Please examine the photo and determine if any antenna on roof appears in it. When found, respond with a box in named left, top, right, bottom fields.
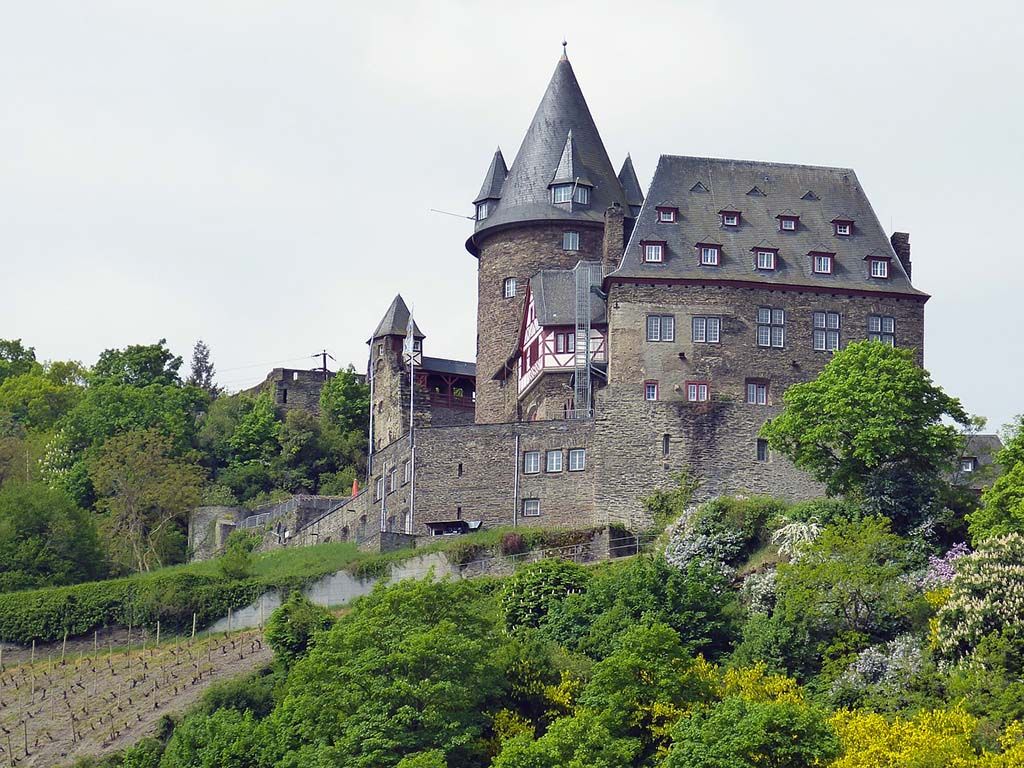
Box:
left=429, top=208, right=474, bottom=220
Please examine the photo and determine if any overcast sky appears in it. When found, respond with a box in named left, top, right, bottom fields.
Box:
left=1, top=1, right=1021, bottom=430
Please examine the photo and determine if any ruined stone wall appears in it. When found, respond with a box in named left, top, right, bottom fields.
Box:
left=241, top=368, right=334, bottom=415
left=475, top=222, right=605, bottom=424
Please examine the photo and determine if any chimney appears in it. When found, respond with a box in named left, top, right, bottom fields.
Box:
left=602, top=203, right=625, bottom=276
left=891, top=232, right=911, bottom=279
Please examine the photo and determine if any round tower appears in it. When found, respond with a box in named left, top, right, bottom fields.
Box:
left=466, top=52, right=637, bottom=424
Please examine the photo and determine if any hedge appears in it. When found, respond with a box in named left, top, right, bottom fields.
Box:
left=0, top=572, right=266, bottom=644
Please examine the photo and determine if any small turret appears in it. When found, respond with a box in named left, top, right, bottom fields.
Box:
left=618, top=155, right=644, bottom=217
left=473, top=148, right=507, bottom=222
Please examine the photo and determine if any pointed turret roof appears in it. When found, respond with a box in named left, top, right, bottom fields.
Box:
left=618, top=154, right=644, bottom=214
left=473, top=148, right=507, bottom=204
left=467, top=53, right=629, bottom=255
left=368, top=295, right=424, bottom=342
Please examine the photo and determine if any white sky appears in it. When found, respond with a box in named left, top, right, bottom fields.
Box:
left=1, top=1, right=1021, bottom=430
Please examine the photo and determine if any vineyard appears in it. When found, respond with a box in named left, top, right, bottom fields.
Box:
left=0, top=629, right=270, bottom=767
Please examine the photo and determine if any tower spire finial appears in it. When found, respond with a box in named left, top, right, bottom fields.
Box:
left=561, top=38, right=568, bottom=60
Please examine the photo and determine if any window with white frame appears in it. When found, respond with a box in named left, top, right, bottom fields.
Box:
left=700, top=245, right=720, bottom=265
left=545, top=449, right=563, bottom=473
left=573, top=186, right=590, bottom=204
left=388, top=467, right=397, bottom=493
left=780, top=217, right=798, bottom=231
left=375, top=476, right=384, bottom=500
left=813, top=311, right=841, bottom=351
left=503, top=277, right=517, bottom=298
left=813, top=253, right=834, bottom=274
left=756, top=250, right=777, bottom=270
left=835, top=221, right=851, bottom=236
left=568, top=448, right=586, bottom=471
left=746, top=380, right=769, bottom=405
left=870, top=259, right=889, bottom=278
left=563, top=231, right=580, bottom=251
left=523, top=450, right=540, bottom=474
left=644, top=381, right=659, bottom=401
left=686, top=381, right=710, bottom=402
left=476, top=201, right=489, bottom=220
left=961, top=457, right=977, bottom=473
left=757, top=307, right=785, bottom=348
left=552, top=184, right=573, bottom=203
left=868, top=315, right=895, bottom=345
left=403, top=460, right=411, bottom=485
left=522, top=499, right=541, bottom=517
left=555, top=331, right=576, bottom=354
left=658, top=208, right=677, bottom=223
left=646, top=315, right=675, bottom=342
left=721, top=212, right=739, bottom=227
left=692, top=316, right=721, bottom=343
left=643, top=243, right=664, bottom=263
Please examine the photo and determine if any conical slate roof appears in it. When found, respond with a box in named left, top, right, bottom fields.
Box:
left=368, top=295, right=425, bottom=342
left=467, top=54, right=629, bottom=255
left=473, top=148, right=507, bottom=204
left=618, top=154, right=644, bottom=215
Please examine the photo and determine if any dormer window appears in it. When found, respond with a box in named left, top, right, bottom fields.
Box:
left=811, top=252, right=834, bottom=274
left=642, top=241, right=665, bottom=263
left=573, top=185, right=590, bottom=204
left=476, top=201, right=490, bottom=220
left=719, top=210, right=740, bottom=227
left=551, top=184, right=572, bottom=203
left=698, top=244, right=720, bottom=266
left=867, top=257, right=890, bottom=278
left=657, top=207, right=678, bottom=223
left=961, top=457, right=978, bottom=473
left=778, top=214, right=799, bottom=232
left=754, top=248, right=778, bottom=270
left=832, top=218, right=854, bottom=236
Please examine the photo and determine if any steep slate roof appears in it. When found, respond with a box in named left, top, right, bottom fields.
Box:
left=473, top=148, right=507, bottom=204
left=618, top=155, right=644, bottom=215
left=467, top=54, right=629, bottom=254
left=421, top=356, right=476, bottom=378
left=531, top=261, right=607, bottom=326
left=368, top=295, right=425, bottom=341
left=612, top=155, right=926, bottom=297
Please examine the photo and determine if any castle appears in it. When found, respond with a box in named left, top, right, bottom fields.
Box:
left=307, top=50, right=928, bottom=543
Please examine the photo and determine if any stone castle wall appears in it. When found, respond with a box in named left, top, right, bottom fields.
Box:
left=474, top=222, right=606, bottom=424
left=241, top=368, right=334, bottom=415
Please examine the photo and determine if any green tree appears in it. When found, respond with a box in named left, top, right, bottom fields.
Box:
left=91, top=339, right=182, bottom=387
left=228, top=393, right=280, bottom=464
left=159, top=708, right=261, bottom=768
left=320, top=365, right=370, bottom=435
left=761, top=341, right=968, bottom=528
left=264, top=591, right=336, bottom=664
left=186, top=339, right=220, bottom=395
left=88, top=429, right=204, bottom=572
left=0, top=482, right=105, bottom=590
left=491, top=709, right=640, bottom=768
left=217, top=530, right=258, bottom=580
left=264, top=578, right=499, bottom=768
left=773, top=517, right=924, bottom=670
left=970, top=463, right=1024, bottom=541
left=0, top=372, right=80, bottom=430
left=0, top=339, right=39, bottom=385
left=543, top=555, right=736, bottom=659
left=662, top=696, right=840, bottom=768
left=500, top=559, right=591, bottom=633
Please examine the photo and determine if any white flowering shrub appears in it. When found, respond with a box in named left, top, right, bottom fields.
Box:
left=739, top=570, right=777, bottom=614
left=832, top=634, right=924, bottom=697
left=771, top=518, right=821, bottom=562
left=934, top=534, right=1024, bottom=660
left=664, top=530, right=745, bottom=579
left=38, top=427, right=75, bottom=488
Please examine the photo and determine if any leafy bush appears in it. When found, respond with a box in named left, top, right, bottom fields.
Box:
left=500, top=559, right=590, bottom=633
left=662, top=696, right=840, bottom=768
left=217, top=530, right=258, bottom=580
left=500, top=532, right=526, bottom=556
left=264, top=591, right=336, bottom=663
left=788, top=498, right=863, bottom=527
